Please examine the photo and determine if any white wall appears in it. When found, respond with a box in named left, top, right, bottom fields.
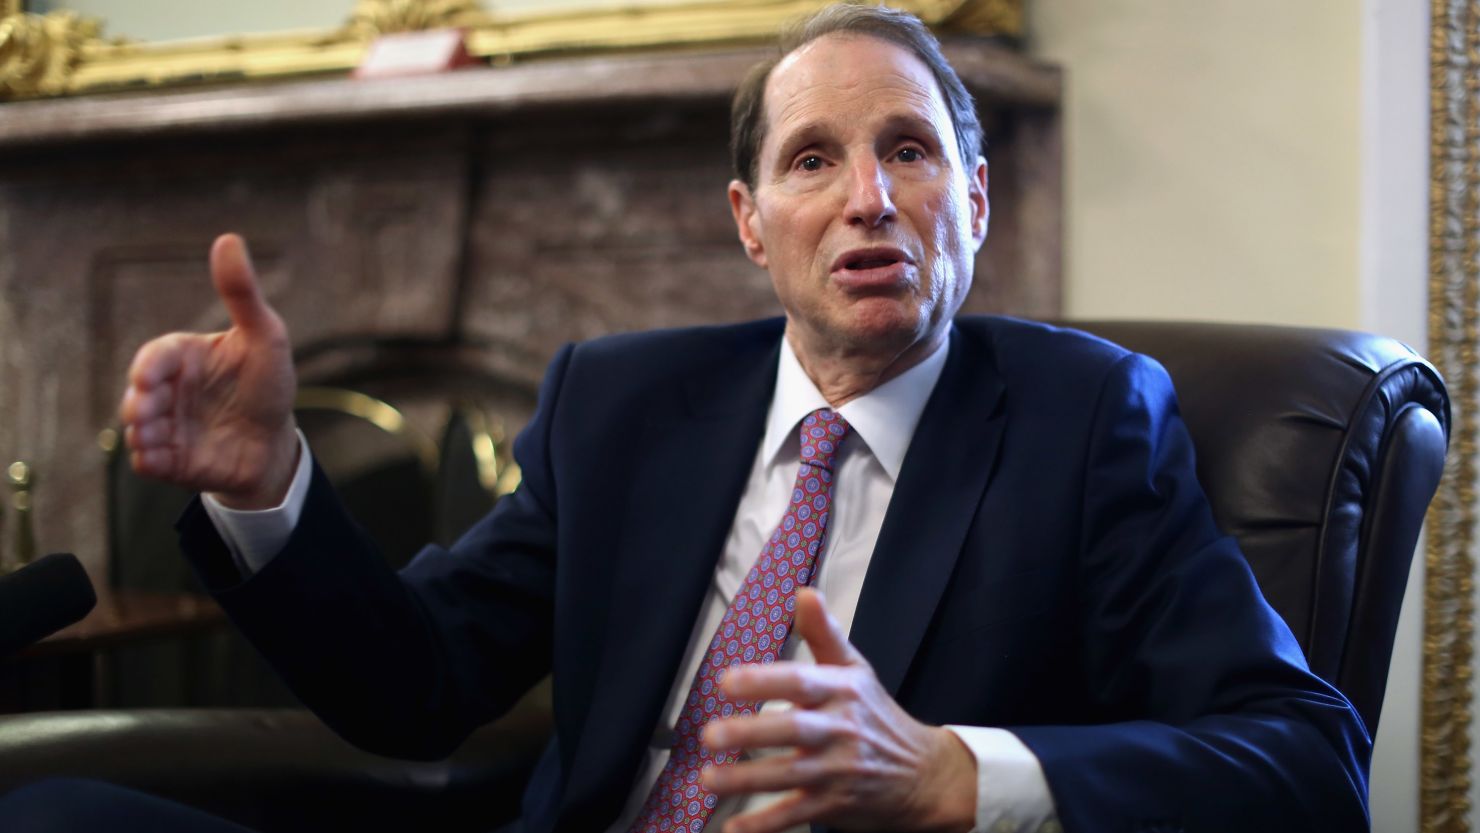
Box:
left=1031, top=0, right=1432, bottom=829
left=1360, top=0, right=1430, bottom=829
left=29, top=0, right=346, bottom=41
left=1030, top=0, right=1362, bottom=328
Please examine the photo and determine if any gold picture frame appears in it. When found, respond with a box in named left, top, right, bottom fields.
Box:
left=1423, top=1, right=1477, bottom=829
left=0, top=0, right=1022, bottom=100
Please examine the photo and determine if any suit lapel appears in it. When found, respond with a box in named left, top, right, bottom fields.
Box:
left=559, top=333, right=780, bottom=828
left=848, top=326, right=1007, bottom=698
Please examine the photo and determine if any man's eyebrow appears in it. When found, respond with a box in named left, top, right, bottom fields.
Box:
left=771, top=120, right=831, bottom=153
left=776, top=109, right=946, bottom=146
left=878, top=112, right=945, bottom=141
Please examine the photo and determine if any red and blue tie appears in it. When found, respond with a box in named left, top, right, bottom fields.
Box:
left=627, top=408, right=850, bottom=833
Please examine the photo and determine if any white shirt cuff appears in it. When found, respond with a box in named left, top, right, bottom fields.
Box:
left=944, top=725, right=1060, bottom=833
left=201, top=430, right=313, bottom=575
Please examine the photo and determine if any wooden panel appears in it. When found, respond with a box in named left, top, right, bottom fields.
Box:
left=965, top=106, right=1063, bottom=317
left=461, top=105, right=779, bottom=379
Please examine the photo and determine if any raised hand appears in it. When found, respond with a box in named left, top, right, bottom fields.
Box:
left=119, top=233, right=300, bottom=509
left=701, top=588, right=978, bottom=833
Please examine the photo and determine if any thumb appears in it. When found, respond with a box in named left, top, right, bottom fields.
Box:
left=795, top=587, right=862, bottom=667
left=210, top=233, right=276, bottom=335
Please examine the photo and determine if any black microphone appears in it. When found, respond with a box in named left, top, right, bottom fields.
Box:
left=0, top=553, right=97, bottom=658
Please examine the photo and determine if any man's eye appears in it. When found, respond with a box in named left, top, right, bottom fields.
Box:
left=896, top=147, right=924, bottom=163
left=797, top=155, right=824, bottom=172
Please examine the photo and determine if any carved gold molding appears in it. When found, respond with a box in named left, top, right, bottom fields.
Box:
left=345, top=0, right=486, bottom=39
left=938, top=0, right=1022, bottom=34
left=1422, top=0, right=1478, bottom=830
left=0, top=0, right=1023, bottom=101
left=0, top=2, right=100, bottom=98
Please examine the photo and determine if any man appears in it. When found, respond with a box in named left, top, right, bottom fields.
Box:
left=4, top=5, right=1368, bottom=832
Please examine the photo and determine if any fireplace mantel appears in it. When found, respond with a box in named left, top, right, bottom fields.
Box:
left=0, top=40, right=1058, bottom=148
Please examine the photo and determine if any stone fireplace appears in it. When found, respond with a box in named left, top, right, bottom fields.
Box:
left=0, top=40, right=1061, bottom=581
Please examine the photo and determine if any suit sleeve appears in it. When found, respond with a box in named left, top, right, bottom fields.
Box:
left=1009, top=353, right=1371, bottom=832
left=176, top=344, right=575, bottom=761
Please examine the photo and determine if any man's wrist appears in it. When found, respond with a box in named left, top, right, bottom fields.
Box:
left=210, top=423, right=301, bottom=510
left=921, top=726, right=979, bottom=833
left=203, top=429, right=312, bottom=575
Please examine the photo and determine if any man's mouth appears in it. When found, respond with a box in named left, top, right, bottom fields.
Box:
left=832, top=247, right=912, bottom=273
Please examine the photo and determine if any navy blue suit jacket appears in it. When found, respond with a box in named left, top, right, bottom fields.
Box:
left=180, top=316, right=1370, bottom=833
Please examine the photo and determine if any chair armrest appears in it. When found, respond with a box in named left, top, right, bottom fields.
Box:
left=0, top=693, right=551, bottom=833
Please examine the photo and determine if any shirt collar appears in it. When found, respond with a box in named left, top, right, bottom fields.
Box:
left=761, top=333, right=949, bottom=482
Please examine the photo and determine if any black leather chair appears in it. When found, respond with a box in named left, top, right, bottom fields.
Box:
left=1070, top=320, right=1448, bottom=735
left=0, top=321, right=1449, bottom=832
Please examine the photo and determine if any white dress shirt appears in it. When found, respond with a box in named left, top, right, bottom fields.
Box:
left=204, top=336, right=1057, bottom=833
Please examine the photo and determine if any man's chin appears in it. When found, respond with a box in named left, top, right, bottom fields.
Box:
left=823, top=305, right=932, bottom=354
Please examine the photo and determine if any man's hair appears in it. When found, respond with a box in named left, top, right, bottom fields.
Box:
left=730, top=3, right=984, bottom=190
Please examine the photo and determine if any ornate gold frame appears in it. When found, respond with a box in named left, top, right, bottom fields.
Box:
left=0, top=0, right=1022, bottom=100
left=1423, top=0, right=1477, bottom=830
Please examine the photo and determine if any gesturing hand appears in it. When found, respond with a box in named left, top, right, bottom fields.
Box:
left=119, top=233, right=300, bottom=509
left=701, top=588, right=978, bottom=833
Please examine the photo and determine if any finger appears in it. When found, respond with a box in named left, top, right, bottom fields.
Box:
left=704, top=709, right=837, bottom=752
left=703, top=752, right=828, bottom=796
left=127, top=332, right=193, bottom=390
left=120, top=384, right=174, bottom=425
left=794, top=588, right=863, bottom=667
left=124, top=418, right=175, bottom=451
left=210, top=233, right=276, bottom=336
left=721, top=790, right=831, bottom=833
left=721, top=662, right=850, bottom=707
left=129, top=447, right=177, bottom=481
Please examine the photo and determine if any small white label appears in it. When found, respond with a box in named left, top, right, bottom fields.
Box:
left=356, top=29, right=470, bottom=79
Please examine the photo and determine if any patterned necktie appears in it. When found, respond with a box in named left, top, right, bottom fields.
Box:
left=627, top=408, right=850, bottom=833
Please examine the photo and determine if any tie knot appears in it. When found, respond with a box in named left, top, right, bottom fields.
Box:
left=799, top=408, right=849, bottom=470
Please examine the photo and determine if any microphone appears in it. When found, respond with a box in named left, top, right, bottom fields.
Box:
left=0, top=553, right=97, bottom=658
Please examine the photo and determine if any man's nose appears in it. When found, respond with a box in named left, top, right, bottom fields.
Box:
left=843, top=157, right=896, bottom=228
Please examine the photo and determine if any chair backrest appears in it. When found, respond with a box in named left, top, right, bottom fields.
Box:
left=1067, top=320, right=1450, bottom=736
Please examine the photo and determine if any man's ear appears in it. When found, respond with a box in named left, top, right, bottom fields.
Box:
left=728, top=179, right=768, bottom=268
left=968, top=156, right=990, bottom=250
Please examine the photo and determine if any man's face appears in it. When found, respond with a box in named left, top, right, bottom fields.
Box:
left=729, top=34, right=989, bottom=362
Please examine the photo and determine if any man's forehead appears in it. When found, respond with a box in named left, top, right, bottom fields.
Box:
left=762, top=33, right=947, bottom=134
